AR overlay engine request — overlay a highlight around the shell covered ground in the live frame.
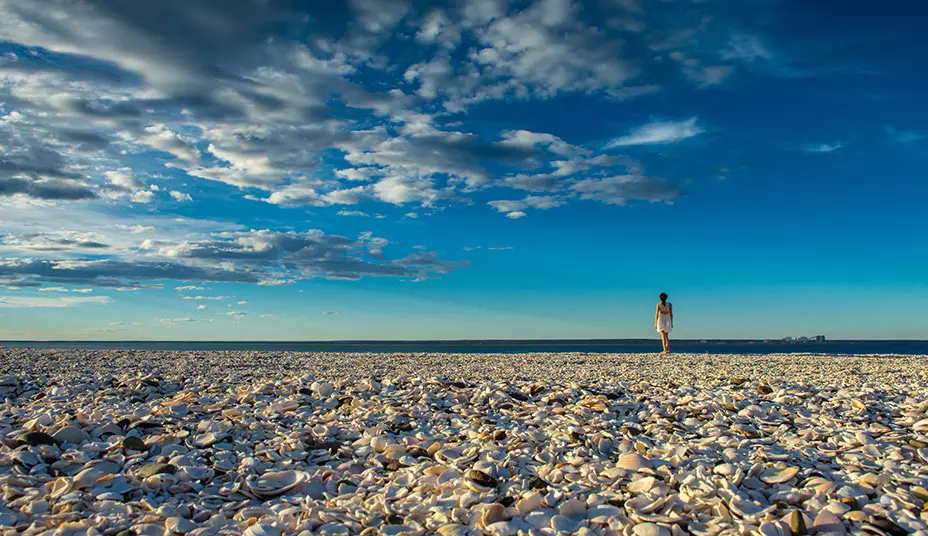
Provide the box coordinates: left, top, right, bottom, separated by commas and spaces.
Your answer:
0, 349, 926, 536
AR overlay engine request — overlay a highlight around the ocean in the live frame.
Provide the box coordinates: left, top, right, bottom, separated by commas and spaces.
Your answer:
1, 340, 926, 355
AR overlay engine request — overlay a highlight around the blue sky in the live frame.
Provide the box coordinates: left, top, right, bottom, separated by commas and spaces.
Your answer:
0, 0, 925, 340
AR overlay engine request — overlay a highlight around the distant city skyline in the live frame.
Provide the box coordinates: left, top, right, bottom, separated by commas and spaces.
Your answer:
1, 0, 925, 340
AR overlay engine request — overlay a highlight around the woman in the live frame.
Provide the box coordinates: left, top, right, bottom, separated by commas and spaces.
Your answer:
654, 292, 673, 355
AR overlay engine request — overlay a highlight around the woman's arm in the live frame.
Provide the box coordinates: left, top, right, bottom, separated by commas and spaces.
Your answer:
669, 303, 673, 327
654, 304, 660, 328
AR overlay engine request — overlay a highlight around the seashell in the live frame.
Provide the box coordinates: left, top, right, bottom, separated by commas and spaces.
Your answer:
72, 467, 103, 489
481, 503, 506, 526
193, 432, 223, 448
633, 522, 669, 536
628, 476, 657, 493
550, 515, 581, 533
243, 470, 308, 499
370, 436, 388, 452
756, 522, 784, 536
812, 510, 846, 535
243, 523, 282, 536
762, 466, 799, 485
516, 492, 543, 515
558, 497, 586, 518
913, 418, 928, 434
618, 452, 652, 471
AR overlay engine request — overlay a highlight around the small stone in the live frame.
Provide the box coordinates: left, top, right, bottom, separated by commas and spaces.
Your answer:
528, 476, 548, 489
138, 463, 177, 479
468, 469, 498, 488
730, 377, 747, 386
122, 436, 147, 451
52, 426, 85, 445
18, 431, 56, 446
757, 385, 773, 394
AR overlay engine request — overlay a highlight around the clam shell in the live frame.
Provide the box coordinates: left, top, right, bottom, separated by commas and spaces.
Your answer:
243, 470, 308, 499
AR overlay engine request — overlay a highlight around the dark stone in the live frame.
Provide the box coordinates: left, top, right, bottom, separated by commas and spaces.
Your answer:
756, 385, 774, 395
730, 377, 747, 386
298, 387, 314, 395
467, 469, 498, 488
492, 430, 506, 441
305, 439, 341, 453
869, 518, 907, 536
406, 446, 430, 458
528, 476, 548, 490
138, 463, 176, 479
131, 421, 164, 430
122, 436, 147, 451
497, 496, 515, 507
18, 432, 56, 447
116, 418, 131, 428
507, 391, 529, 402
386, 514, 404, 525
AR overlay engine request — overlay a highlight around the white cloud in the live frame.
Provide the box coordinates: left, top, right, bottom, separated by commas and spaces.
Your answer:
237, 300, 248, 305
182, 296, 230, 301
805, 143, 843, 153
321, 311, 344, 316
488, 196, 565, 218
337, 210, 369, 217
0, 295, 111, 308
38, 287, 93, 293
571, 174, 680, 205
105, 170, 144, 190
175, 285, 204, 291
225, 311, 247, 320
607, 117, 704, 148
170, 191, 193, 202
259, 313, 274, 318
196, 305, 207, 310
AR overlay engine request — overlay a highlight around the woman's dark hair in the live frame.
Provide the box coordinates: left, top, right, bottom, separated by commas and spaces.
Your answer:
659, 292, 668, 303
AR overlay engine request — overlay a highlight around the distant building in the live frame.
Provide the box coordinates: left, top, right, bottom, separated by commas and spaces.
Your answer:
814, 335, 826, 343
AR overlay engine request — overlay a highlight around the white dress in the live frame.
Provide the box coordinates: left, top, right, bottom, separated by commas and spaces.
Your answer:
656, 302, 672, 334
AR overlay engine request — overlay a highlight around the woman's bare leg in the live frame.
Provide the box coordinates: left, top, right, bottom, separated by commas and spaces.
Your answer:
660, 332, 669, 353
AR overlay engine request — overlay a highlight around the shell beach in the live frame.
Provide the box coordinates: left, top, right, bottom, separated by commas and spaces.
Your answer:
1, 349, 927, 535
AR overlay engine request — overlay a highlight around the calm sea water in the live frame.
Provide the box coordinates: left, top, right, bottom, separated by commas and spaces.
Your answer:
1, 340, 926, 355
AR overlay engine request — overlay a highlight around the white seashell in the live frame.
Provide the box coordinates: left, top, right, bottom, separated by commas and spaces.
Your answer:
913, 418, 928, 434
134, 524, 170, 536
550, 514, 582, 532
558, 497, 586, 518
633, 522, 669, 536
243, 523, 282, 536
756, 522, 784, 536
618, 453, 652, 471
516, 492, 543, 515
812, 510, 846, 535
268, 399, 299, 413
244, 470, 308, 499
762, 466, 799, 485
628, 476, 657, 493
370, 436, 388, 452
72, 468, 103, 489
314, 382, 335, 398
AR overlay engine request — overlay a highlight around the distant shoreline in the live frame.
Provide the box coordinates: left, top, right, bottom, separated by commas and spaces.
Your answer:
2, 339, 927, 355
